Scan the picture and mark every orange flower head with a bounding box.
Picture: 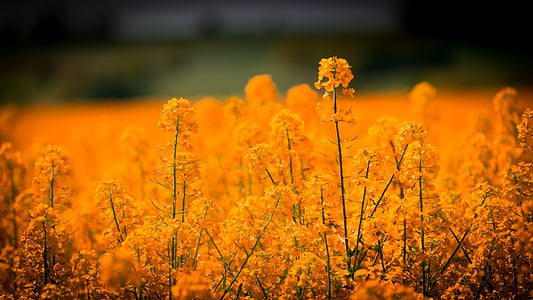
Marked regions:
[315,56,355,96]
[158,97,198,135]
[245,74,279,106]
[286,84,319,109]
[32,145,71,206]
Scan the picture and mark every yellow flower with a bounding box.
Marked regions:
[158,97,198,136]
[245,74,279,106]
[315,56,355,95]
[32,144,71,207]
[409,81,438,120]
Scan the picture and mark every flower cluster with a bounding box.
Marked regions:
[32,145,71,207]
[158,97,199,150]
[315,56,355,97]
[409,81,439,123]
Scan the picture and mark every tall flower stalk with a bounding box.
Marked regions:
[15,145,73,298]
[155,97,200,298]
[315,56,356,276]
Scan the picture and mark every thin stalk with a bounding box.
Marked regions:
[192,228,204,270]
[49,163,55,208]
[192,207,209,271]
[168,264,173,300]
[353,158,371,270]
[171,233,176,269]
[429,226,471,295]
[181,180,186,222]
[87,279,91,300]
[235,283,243,300]
[300,157,307,181]
[320,186,332,300]
[219,197,280,300]
[323,231,332,299]
[108,192,123,243]
[205,229,224,261]
[170,116,181,297]
[418,155,427,295]
[332,87,351,274]
[137,247,143,300]
[255,274,269,299]
[474,267,495,300]
[403,216,407,283]
[298,281,306,300]
[449,228,472,264]
[172,116,181,219]
[512,257,519,295]
[286,128,294,185]
[370,173,394,217]
[366,235,388,282]
[47,163,58,271]
[42,221,49,286]
[473,242,496,300]
[390,141,406,200]
[369,144,409,218]
[213,251,238,292]
[253,149,276,185]
[265,168,276,185]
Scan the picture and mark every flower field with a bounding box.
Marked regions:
[0,57,532,299]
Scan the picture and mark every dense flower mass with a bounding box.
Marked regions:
[0,57,532,299]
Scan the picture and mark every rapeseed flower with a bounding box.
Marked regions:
[315,56,355,97]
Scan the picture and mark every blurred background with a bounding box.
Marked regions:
[1,0,531,104]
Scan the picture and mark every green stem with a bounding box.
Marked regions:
[171,233,176,269]
[205,229,224,261]
[192,228,204,270]
[320,187,332,300]
[353,158,371,271]
[256,274,269,299]
[169,116,181,296]
[418,155,427,295]
[235,283,243,300]
[332,88,351,275]
[137,247,143,300]
[429,226,471,295]
[219,197,280,300]
[168,263,173,300]
[49,163,55,208]
[172,116,180,219]
[473,241,496,299]
[286,128,294,185]
[108,192,123,243]
[369,144,409,218]
[449,228,472,264]
[403,216,407,284]
[87,279,91,300]
[181,180,186,223]
[253,149,276,185]
[42,221,49,286]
